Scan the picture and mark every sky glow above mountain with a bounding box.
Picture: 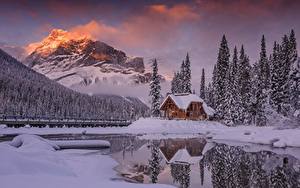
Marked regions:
[1,0,300,81]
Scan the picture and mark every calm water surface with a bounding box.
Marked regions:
[1,133,299,187]
[105,135,300,188]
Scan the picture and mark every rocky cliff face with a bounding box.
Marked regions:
[23,29,160,88]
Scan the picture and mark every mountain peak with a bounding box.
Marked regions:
[26,29,90,55]
[49,29,68,38]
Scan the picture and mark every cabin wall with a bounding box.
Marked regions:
[186,102,207,120]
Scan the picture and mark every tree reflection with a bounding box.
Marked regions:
[201,144,300,188]
[148,142,161,183]
[171,162,191,188]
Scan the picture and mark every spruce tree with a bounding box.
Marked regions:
[212,35,230,119]
[270,42,285,113]
[288,30,300,114]
[179,61,185,93]
[206,82,214,107]
[171,72,177,93]
[280,35,293,115]
[224,46,243,125]
[200,68,206,99]
[238,45,252,123]
[252,36,270,126]
[259,35,270,90]
[183,53,192,93]
[149,59,161,117]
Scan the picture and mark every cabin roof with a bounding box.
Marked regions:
[160,93,215,116]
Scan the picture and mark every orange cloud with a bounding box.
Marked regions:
[149,4,199,22]
[69,20,118,41]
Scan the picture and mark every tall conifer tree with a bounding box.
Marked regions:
[288,30,299,113]
[238,45,252,123]
[184,53,192,93]
[149,59,161,117]
[224,47,243,125]
[212,35,230,118]
[200,68,206,99]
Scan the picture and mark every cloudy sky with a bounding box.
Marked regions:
[1,0,300,85]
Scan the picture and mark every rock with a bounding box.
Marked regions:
[131,174,144,183]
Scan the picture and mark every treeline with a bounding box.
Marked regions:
[202,30,299,126]
[0,49,149,120]
[171,54,192,94]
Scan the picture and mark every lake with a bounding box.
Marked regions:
[107,135,300,188]
[1,133,299,187]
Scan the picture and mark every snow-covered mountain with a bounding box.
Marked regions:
[23,29,161,88]
[0,48,149,119]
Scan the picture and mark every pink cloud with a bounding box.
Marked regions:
[42,4,201,51]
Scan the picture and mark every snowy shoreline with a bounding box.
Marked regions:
[0,135,173,188]
[1,118,300,148]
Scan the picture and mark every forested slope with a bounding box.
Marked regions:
[0,49,149,120]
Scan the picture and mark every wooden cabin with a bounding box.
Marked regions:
[160,93,214,120]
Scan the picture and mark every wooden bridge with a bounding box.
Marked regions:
[0,116,132,128]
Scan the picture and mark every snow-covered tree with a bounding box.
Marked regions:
[183,53,192,93]
[238,45,252,123]
[270,41,285,113]
[224,46,243,125]
[288,30,300,114]
[270,30,299,117]
[200,68,206,100]
[171,72,178,94]
[206,82,214,107]
[171,53,192,94]
[149,59,161,117]
[255,68,268,127]
[259,35,270,91]
[212,35,230,119]
[251,36,271,126]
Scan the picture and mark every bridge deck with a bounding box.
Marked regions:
[0,117,132,127]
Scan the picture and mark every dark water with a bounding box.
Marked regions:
[107,136,300,188]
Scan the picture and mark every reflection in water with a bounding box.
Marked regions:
[171,162,191,188]
[202,144,300,188]
[110,137,300,188]
[149,142,162,183]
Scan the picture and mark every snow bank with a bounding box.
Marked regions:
[0,135,173,188]
[0,135,73,177]
[10,134,60,151]
[129,118,300,148]
[0,124,7,129]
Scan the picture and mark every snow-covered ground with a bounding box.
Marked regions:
[0,135,173,188]
[1,118,300,148]
[1,119,300,188]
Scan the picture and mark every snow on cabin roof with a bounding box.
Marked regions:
[160,93,215,116]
